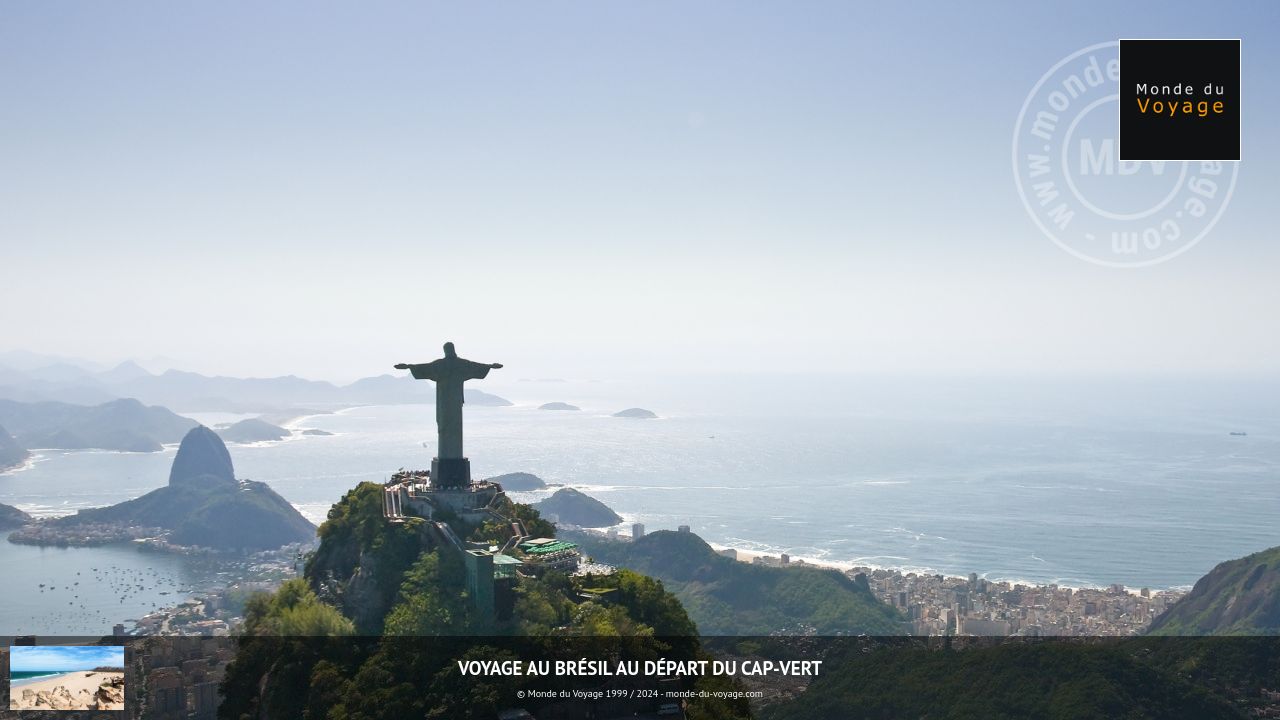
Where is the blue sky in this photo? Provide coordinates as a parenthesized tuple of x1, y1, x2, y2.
(1, 2, 1277, 380)
(9, 645, 125, 672)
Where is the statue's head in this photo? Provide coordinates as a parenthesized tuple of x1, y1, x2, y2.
(443, 342, 457, 358)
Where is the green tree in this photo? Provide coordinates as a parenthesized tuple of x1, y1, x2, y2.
(383, 549, 477, 636)
(423, 647, 523, 720)
(243, 579, 354, 637)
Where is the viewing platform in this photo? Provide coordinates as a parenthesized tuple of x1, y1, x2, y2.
(382, 469, 507, 525)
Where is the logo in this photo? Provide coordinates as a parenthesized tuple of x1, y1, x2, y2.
(1119, 39, 1240, 161)
(1013, 42, 1238, 267)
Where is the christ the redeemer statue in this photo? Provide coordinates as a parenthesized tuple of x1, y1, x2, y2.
(395, 342, 502, 488)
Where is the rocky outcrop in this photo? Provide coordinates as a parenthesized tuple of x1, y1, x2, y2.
(613, 407, 657, 419)
(535, 488, 622, 528)
(169, 425, 236, 488)
(12, 427, 313, 552)
(488, 472, 547, 491)
(216, 418, 291, 443)
(539, 402, 580, 411)
(165, 479, 316, 550)
(303, 482, 431, 633)
(12, 672, 124, 711)
(94, 675, 125, 709)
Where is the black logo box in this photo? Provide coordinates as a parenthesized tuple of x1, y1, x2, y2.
(1119, 39, 1240, 161)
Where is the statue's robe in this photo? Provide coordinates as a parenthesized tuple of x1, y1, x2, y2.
(402, 357, 495, 458)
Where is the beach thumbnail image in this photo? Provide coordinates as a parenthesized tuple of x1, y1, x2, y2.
(7, 645, 125, 711)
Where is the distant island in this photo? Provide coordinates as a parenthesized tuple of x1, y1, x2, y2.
(0, 423, 29, 470)
(613, 407, 658, 419)
(300, 428, 333, 436)
(535, 487, 622, 527)
(0, 398, 195, 452)
(216, 418, 291, 443)
(539, 401, 581, 411)
(487, 471, 547, 490)
(0, 502, 31, 530)
(8, 426, 315, 552)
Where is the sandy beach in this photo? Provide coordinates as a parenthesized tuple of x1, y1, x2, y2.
(9, 670, 125, 711)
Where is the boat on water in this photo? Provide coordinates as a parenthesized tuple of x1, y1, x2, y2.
(1229, 431, 1248, 436)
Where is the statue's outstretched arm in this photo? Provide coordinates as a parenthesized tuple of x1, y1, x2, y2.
(490, 363, 503, 369)
(394, 363, 411, 370)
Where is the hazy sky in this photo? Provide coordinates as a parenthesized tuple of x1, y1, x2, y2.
(2, 2, 1277, 382)
(9, 645, 125, 672)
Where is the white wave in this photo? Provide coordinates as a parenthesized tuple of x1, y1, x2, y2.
(12, 502, 97, 518)
(560, 483, 747, 493)
(0, 452, 44, 475)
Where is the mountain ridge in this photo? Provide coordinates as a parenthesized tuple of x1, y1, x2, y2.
(0, 358, 512, 412)
(0, 423, 29, 470)
(0, 502, 31, 529)
(535, 487, 622, 527)
(0, 398, 196, 452)
(570, 529, 905, 635)
(1148, 544, 1280, 635)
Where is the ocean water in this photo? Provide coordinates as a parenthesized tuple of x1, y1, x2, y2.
(10, 670, 76, 686)
(1, 373, 1278, 634)
(0, 529, 232, 636)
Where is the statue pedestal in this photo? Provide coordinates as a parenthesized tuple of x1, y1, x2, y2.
(431, 457, 471, 489)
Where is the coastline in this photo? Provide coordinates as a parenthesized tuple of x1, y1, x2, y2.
(0, 452, 41, 476)
(8, 670, 125, 711)
(570, 525, 1185, 635)
(11, 671, 69, 687)
(583, 517, 1193, 596)
(272, 403, 370, 432)
(701, 538, 1190, 596)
